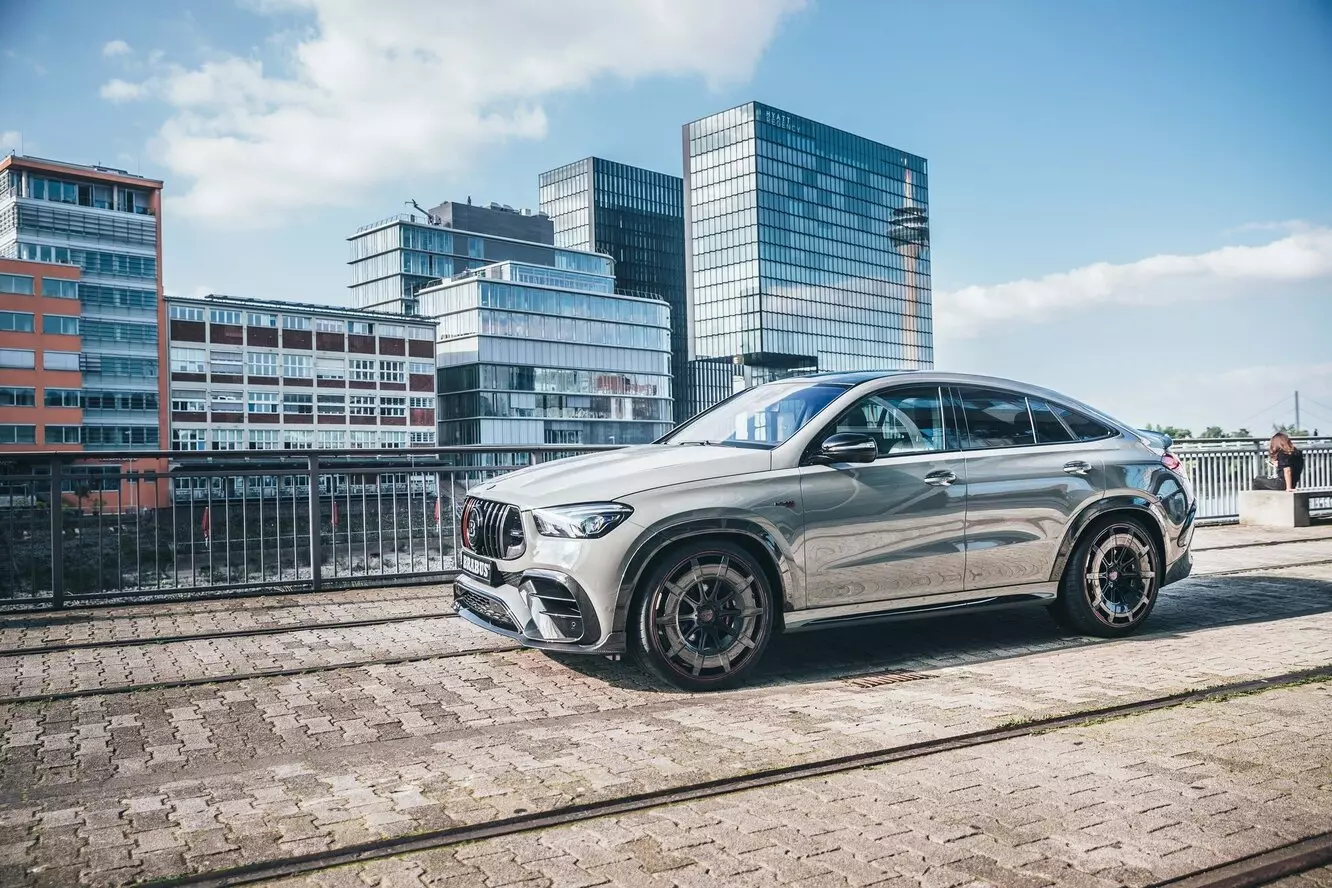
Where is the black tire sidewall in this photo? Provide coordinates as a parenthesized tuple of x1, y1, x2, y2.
(628, 539, 775, 691)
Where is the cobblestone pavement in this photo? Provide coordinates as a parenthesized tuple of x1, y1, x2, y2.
(263, 679, 1332, 888)
(0, 526, 1330, 886)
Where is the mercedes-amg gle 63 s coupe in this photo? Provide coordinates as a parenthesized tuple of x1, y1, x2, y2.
(454, 372, 1196, 690)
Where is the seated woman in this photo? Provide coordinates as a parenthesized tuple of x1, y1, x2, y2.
(1252, 432, 1305, 491)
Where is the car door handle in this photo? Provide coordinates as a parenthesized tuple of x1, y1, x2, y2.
(1063, 460, 1092, 476)
(924, 469, 957, 487)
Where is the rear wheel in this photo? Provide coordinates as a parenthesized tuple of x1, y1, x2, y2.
(1054, 518, 1161, 637)
(628, 540, 775, 691)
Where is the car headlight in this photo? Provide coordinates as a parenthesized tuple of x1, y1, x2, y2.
(532, 503, 633, 539)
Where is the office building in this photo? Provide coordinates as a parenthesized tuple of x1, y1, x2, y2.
(348, 200, 607, 315)
(165, 295, 437, 452)
(682, 101, 932, 414)
(0, 155, 164, 449)
(421, 259, 672, 453)
(539, 158, 690, 423)
(0, 256, 83, 450)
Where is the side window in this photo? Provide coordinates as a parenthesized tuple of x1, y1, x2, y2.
(1050, 403, 1113, 441)
(1028, 398, 1075, 444)
(829, 386, 948, 458)
(955, 387, 1035, 450)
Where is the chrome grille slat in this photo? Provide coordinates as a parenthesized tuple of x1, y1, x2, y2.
(462, 496, 525, 560)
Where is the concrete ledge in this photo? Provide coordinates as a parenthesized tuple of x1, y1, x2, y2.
(1239, 490, 1312, 528)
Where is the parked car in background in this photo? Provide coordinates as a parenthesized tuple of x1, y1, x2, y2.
(454, 372, 1197, 690)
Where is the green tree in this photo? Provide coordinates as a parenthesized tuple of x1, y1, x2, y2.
(1146, 423, 1193, 439)
(1201, 426, 1225, 439)
(1273, 423, 1310, 437)
(1228, 427, 1251, 438)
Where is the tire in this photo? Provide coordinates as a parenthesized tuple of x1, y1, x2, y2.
(627, 539, 776, 691)
(1054, 517, 1162, 637)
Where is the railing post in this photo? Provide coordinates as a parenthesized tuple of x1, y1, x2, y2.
(49, 458, 64, 609)
(307, 453, 322, 591)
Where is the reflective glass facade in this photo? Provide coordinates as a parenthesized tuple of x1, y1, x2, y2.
(421, 261, 672, 448)
(683, 102, 932, 414)
(540, 158, 689, 423)
(348, 202, 614, 315)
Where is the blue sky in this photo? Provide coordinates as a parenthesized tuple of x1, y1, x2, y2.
(4, 0, 1331, 433)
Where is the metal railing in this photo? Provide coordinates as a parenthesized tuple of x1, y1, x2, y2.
(1173, 437, 1332, 522)
(0, 446, 610, 610)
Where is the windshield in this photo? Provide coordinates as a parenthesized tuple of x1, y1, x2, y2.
(664, 381, 850, 449)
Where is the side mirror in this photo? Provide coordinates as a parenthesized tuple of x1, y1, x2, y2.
(814, 433, 878, 465)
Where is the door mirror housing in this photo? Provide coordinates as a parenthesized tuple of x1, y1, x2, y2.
(813, 433, 879, 465)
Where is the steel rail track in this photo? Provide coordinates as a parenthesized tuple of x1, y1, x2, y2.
(1149, 830, 1332, 887)
(132, 664, 1332, 888)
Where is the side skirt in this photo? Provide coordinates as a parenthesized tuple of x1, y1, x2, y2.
(783, 583, 1058, 633)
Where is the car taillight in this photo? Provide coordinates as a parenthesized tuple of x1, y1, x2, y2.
(1161, 453, 1181, 472)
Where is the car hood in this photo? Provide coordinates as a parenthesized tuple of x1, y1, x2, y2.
(468, 445, 773, 508)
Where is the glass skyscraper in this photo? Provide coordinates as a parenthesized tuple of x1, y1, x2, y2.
(539, 158, 689, 423)
(683, 101, 932, 414)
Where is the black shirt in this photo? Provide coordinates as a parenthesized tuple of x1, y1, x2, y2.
(1276, 448, 1305, 488)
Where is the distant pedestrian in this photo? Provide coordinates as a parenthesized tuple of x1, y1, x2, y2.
(1252, 432, 1304, 491)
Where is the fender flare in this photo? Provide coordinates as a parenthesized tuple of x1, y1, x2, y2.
(1048, 494, 1168, 584)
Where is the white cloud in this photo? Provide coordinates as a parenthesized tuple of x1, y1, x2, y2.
(100, 79, 147, 102)
(936, 225, 1332, 339)
(102, 0, 806, 226)
(102, 39, 133, 58)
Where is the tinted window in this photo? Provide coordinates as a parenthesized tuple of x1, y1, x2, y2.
(664, 381, 848, 449)
(1051, 403, 1113, 441)
(1028, 398, 1075, 444)
(831, 386, 948, 457)
(956, 387, 1035, 450)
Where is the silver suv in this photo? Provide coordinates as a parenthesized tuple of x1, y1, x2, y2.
(454, 372, 1196, 690)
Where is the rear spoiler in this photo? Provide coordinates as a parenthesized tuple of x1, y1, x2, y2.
(1137, 429, 1173, 451)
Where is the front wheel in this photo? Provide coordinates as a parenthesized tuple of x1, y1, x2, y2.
(1054, 518, 1161, 637)
(628, 540, 775, 691)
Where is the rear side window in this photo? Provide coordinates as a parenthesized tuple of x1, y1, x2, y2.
(954, 387, 1035, 449)
(1050, 403, 1113, 441)
(1028, 398, 1075, 444)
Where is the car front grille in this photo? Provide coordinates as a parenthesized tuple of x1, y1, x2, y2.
(455, 585, 518, 632)
(461, 496, 525, 560)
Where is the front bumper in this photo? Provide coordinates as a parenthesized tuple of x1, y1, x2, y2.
(454, 570, 627, 655)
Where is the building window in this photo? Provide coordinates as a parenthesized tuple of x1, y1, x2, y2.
(283, 392, 313, 414)
(408, 361, 433, 375)
(44, 388, 80, 408)
(409, 396, 433, 409)
(0, 312, 34, 332)
(315, 317, 346, 333)
(0, 349, 35, 369)
(349, 430, 376, 449)
(282, 430, 313, 450)
(83, 390, 156, 411)
(42, 279, 79, 299)
(349, 359, 376, 382)
(249, 429, 280, 450)
(0, 274, 34, 295)
(407, 326, 433, 340)
(170, 305, 205, 321)
(467, 237, 485, 259)
(317, 394, 345, 416)
(210, 390, 243, 411)
(349, 395, 376, 416)
(210, 349, 244, 376)
(377, 324, 405, 338)
(170, 347, 206, 373)
(247, 391, 280, 414)
(315, 357, 345, 381)
(282, 353, 313, 378)
(381, 430, 408, 448)
(410, 430, 436, 446)
(248, 352, 278, 377)
(317, 430, 346, 449)
(171, 428, 206, 451)
(379, 396, 406, 417)
(348, 321, 373, 335)
(45, 425, 81, 445)
(281, 314, 312, 330)
(208, 429, 242, 450)
(209, 309, 242, 325)
(0, 424, 37, 444)
(43, 315, 79, 336)
(43, 351, 81, 372)
(247, 312, 277, 327)
(379, 360, 405, 384)
(171, 390, 206, 413)
(0, 387, 35, 407)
